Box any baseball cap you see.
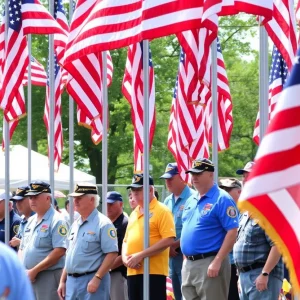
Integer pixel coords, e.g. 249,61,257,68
160,163,179,179
0,190,12,201
11,186,30,200
185,158,215,174
107,191,123,204
236,161,255,175
127,174,154,189
68,183,98,197
219,178,242,189
25,181,51,196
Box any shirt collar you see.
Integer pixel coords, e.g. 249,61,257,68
136,197,157,217
42,206,55,221
113,213,124,226
78,208,98,225
195,183,218,200
177,185,191,200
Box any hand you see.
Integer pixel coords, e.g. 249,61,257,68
87,276,101,294
127,253,143,269
27,269,38,283
9,237,21,248
57,282,66,300
169,245,178,258
207,258,222,278
255,274,268,292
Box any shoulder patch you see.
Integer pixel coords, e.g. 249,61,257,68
108,228,117,239
13,225,19,234
227,206,237,218
58,225,68,236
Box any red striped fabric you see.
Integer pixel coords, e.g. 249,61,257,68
122,42,156,172
239,50,300,294
263,0,297,70
23,55,47,86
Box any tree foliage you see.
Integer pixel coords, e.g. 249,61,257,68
0,14,263,184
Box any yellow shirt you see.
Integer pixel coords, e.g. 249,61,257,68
124,198,175,276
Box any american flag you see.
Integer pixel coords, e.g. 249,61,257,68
168,49,209,183
166,277,175,300
122,42,156,172
63,0,212,65
0,0,66,115
205,38,233,151
253,46,288,145
66,0,113,144
43,0,67,171
263,0,297,70
23,55,47,86
239,48,300,295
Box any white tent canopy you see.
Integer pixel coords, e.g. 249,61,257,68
0,145,96,190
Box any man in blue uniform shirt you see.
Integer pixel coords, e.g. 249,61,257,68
57,183,118,300
0,241,34,300
19,181,68,300
181,158,239,300
9,186,35,249
160,162,195,300
0,191,21,250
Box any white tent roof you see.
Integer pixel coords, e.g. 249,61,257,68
0,145,96,190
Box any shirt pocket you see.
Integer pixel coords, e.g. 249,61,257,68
81,234,98,253
245,222,266,244
35,230,51,248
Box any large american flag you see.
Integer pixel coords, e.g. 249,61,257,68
0,0,65,115
168,49,209,183
23,55,47,86
253,46,288,145
122,42,156,172
239,48,300,295
63,0,215,66
263,0,297,70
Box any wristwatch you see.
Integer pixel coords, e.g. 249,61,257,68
262,271,269,276
95,273,103,280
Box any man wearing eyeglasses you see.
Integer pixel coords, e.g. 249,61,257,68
122,174,176,300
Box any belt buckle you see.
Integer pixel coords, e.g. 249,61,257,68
189,256,195,261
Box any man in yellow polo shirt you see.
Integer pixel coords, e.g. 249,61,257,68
122,174,176,300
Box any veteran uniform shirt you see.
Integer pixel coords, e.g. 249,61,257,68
21,206,68,270
181,184,239,256
65,208,118,274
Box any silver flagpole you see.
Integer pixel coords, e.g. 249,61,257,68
211,39,218,181
27,34,32,184
68,0,74,224
4,0,10,246
259,20,269,140
49,0,55,203
101,51,108,215
142,40,150,300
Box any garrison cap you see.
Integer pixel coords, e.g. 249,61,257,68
68,183,98,197
11,186,30,200
26,181,51,196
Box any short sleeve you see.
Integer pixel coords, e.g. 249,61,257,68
217,196,239,231
158,209,176,239
100,222,118,254
52,220,68,249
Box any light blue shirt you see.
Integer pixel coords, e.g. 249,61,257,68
0,242,34,300
21,206,68,270
17,212,35,239
65,208,118,274
164,185,196,240
181,184,239,256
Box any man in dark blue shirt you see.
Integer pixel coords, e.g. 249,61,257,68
0,191,21,251
181,158,239,300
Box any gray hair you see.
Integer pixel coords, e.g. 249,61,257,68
94,194,100,208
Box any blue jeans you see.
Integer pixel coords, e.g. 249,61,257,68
169,254,183,300
239,268,282,300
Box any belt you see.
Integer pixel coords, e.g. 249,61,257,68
186,252,218,261
67,270,97,278
238,262,265,273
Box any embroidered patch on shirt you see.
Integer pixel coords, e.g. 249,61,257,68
108,228,117,239
13,225,19,234
58,225,68,236
179,205,185,211
227,206,237,218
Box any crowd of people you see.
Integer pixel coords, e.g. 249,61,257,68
0,158,286,300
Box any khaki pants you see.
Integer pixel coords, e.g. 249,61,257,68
32,269,62,300
182,256,230,300
110,271,128,300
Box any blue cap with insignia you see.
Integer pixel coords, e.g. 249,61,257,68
160,163,179,179
26,181,51,196
127,174,154,189
11,186,30,201
106,191,123,203
185,158,215,174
